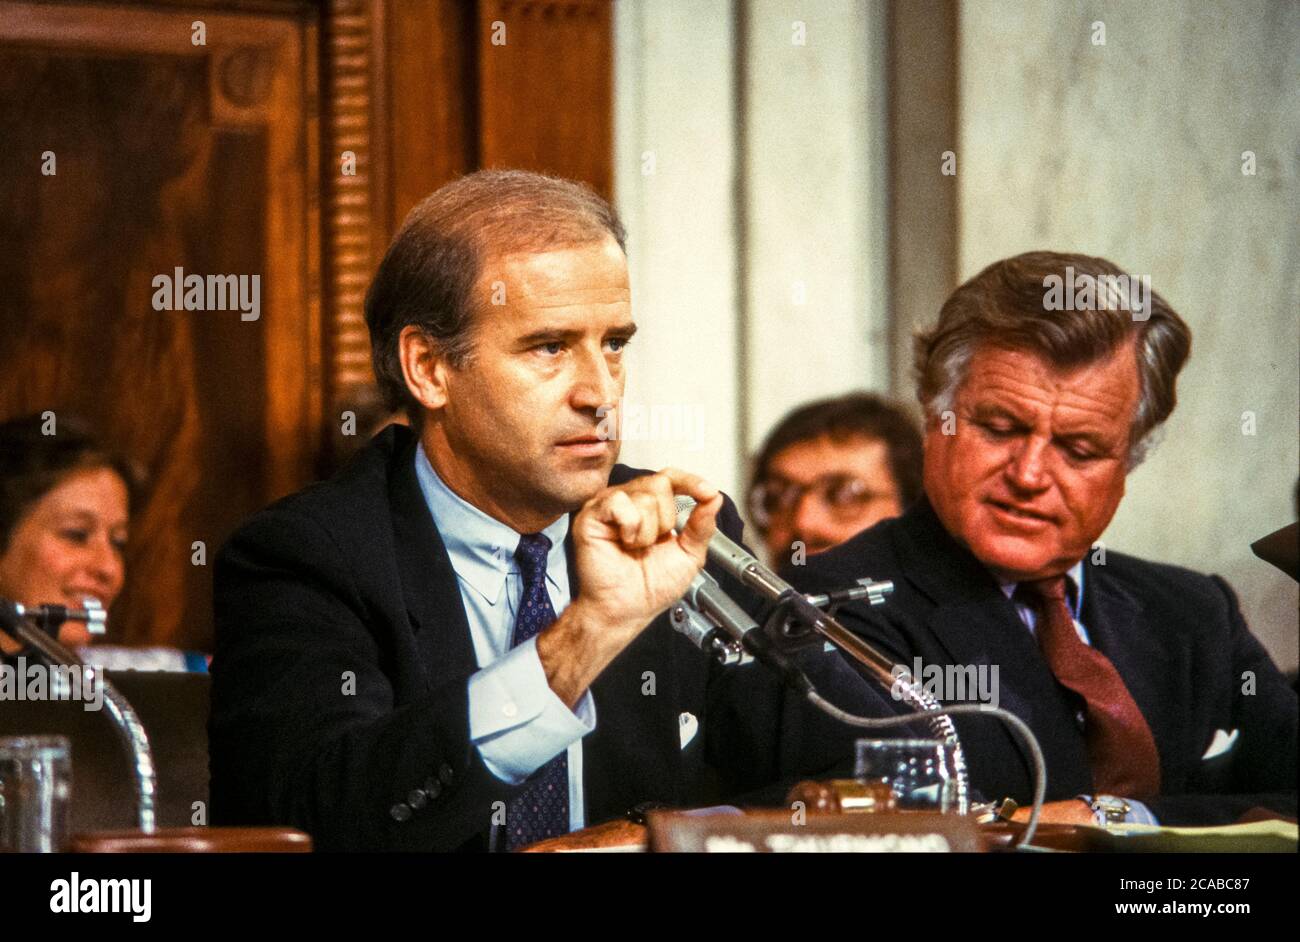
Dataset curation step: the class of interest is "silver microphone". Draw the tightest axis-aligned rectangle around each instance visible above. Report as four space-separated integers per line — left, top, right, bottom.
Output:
664 501 761 665
673 496 892 606
674 495 795 603
669 496 814 685
683 568 760 649
667 575 753 666
1 596 106 636
673 494 898 690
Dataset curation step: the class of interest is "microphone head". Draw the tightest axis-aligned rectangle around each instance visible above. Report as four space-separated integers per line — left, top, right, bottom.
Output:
674 495 697 531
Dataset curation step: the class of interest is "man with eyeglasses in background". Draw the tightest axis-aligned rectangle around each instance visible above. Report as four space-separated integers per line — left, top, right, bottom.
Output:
747 392 923 569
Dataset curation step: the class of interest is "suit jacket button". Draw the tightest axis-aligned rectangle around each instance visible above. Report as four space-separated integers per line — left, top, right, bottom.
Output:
390 802 412 822
438 763 455 785
424 778 443 799
408 789 428 810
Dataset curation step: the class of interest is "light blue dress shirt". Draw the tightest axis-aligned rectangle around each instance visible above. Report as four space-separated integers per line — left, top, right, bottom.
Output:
1001 561 1090 643
998 562 1158 825
414 445 596 833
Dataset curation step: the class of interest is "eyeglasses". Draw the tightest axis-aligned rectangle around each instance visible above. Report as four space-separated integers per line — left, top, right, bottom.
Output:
749 473 897 530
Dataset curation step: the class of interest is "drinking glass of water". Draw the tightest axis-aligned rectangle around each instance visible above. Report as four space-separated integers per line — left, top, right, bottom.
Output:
0 736 72 852
854 738 958 813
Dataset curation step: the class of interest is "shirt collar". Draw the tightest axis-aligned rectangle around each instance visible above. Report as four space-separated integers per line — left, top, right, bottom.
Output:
999 559 1086 619
414 443 570 605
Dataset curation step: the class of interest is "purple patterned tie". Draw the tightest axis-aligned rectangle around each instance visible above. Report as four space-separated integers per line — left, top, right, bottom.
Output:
504 532 569 850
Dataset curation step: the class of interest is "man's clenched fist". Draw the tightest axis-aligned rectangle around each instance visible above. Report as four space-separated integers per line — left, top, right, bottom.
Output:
536 469 723 708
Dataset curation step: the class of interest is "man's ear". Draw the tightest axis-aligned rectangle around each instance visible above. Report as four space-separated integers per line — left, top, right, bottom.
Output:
398 325 451 412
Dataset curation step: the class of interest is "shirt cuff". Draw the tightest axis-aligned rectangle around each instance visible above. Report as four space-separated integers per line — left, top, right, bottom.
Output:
1124 799 1159 826
467 636 596 785
1077 794 1160 827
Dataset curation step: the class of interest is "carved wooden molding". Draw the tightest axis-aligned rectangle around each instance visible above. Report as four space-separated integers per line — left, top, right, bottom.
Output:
494 0 604 18
209 44 276 125
321 0 384 425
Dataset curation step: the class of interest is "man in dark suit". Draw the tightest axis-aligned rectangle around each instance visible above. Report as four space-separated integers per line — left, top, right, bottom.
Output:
793 251 1297 827
208 170 871 851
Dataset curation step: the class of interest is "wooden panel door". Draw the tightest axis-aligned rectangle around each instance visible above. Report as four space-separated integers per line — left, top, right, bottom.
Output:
477 0 613 199
0 1 320 649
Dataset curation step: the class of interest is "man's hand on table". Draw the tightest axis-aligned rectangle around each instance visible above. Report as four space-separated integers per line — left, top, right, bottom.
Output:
1011 799 1097 826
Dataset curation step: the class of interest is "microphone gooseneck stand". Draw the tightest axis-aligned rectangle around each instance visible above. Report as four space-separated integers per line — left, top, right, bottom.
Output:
666 497 1047 846
692 582 1047 846
1 598 158 833
757 585 975 815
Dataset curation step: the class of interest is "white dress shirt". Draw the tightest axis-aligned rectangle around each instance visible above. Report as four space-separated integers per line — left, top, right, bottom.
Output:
413 445 595 833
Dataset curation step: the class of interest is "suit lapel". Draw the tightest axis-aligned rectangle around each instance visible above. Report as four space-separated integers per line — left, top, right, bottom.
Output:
896 501 1045 699
386 429 476 686
892 501 1090 771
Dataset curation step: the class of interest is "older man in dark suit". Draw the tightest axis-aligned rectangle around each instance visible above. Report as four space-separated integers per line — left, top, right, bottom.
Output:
208 170 878 851
793 252 1297 827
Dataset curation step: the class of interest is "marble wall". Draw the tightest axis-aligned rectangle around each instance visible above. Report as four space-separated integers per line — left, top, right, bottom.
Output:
613 0 742 494
613 0 889 510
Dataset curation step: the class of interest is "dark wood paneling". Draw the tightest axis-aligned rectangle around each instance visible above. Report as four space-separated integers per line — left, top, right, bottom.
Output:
0 1 319 650
477 0 613 199
385 0 477 226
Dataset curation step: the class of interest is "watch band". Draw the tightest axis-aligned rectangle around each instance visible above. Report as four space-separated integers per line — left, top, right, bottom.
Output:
1088 794 1131 826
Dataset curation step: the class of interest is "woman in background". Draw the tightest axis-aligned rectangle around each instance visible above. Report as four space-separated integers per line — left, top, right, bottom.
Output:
0 414 140 656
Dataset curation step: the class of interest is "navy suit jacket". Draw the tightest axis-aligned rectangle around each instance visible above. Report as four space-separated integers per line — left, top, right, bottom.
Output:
208 424 880 849
789 497 1298 826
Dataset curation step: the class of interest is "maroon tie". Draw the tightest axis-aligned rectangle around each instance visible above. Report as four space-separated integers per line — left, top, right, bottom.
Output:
1017 576 1161 799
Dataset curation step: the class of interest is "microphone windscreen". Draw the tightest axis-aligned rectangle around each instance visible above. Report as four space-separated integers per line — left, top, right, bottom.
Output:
673 495 697 531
